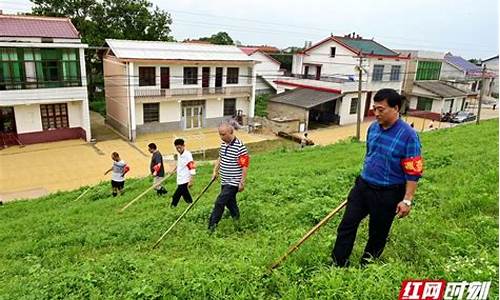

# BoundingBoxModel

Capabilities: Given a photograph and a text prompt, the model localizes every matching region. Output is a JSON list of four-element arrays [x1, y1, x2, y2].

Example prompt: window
[[226, 67, 239, 84], [40, 103, 69, 130], [372, 65, 384, 81], [139, 67, 156, 86], [416, 61, 441, 80], [1, 48, 82, 90], [416, 97, 433, 111], [224, 98, 236, 116], [330, 47, 336, 57], [143, 103, 160, 122], [350, 98, 358, 114], [0, 48, 22, 90], [183, 67, 198, 85], [390, 65, 401, 81], [61, 49, 80, 86]]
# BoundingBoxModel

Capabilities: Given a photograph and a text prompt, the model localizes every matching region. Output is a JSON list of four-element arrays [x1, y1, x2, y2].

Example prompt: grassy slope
[[0, 120, 498, 299]]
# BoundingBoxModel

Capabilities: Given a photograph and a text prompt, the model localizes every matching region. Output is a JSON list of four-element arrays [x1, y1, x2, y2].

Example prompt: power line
[[0, 0, 496, 55]]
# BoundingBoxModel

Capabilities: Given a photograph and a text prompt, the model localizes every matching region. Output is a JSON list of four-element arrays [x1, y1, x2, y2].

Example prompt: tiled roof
[[0, 15, 80, 39]]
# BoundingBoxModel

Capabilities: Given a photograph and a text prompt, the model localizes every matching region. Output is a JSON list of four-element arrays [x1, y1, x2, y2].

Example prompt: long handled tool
[[152, 177, 216, 249], [73, 186, 93, 202], [268, 200, 348, 271], [118, 173, 174, 213]]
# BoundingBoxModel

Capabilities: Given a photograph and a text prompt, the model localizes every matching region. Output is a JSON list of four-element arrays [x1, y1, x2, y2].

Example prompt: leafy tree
[[30, 0, 174, 100], [199, 32, 234, 45]]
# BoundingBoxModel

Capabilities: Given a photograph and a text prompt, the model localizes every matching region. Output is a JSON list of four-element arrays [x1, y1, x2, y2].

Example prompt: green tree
[[199, 32, 234, 45], [30, 0, 174, 101], [30, 0, 173, 46]]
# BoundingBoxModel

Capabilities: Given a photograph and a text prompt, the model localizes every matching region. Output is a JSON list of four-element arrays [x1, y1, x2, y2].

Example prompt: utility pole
[[356, 55, 363, 140], [476, 65, 486, 125]]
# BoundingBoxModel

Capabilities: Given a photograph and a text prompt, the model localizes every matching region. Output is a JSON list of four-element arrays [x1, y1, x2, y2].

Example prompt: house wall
[[300, 40, 360, 78], [103, 57, 130, 137], [483, 57, 499, 96], [338, 92, 368, 125], [267, 102, 308, 124], [366, 58, 406, 92]]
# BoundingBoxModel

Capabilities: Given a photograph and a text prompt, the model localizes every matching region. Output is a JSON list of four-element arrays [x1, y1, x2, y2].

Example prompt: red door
[[160, 67, 170, 89], [202, 67, 210, 88], [315, 65, 322, 80], [0, 107, 18, 146]]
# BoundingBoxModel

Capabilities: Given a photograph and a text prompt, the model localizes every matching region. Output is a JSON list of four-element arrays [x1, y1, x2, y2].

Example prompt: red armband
[[401, 156, 423, 176], [187, 161, 196, 170], [238, 154, 250, 168], [153, 163, 161, 173], [123, 165, 130, 174]]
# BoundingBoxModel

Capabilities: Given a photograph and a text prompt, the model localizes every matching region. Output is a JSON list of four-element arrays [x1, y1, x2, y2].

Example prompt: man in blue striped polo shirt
[[332, 88, 423, 267], [208, 123, 249, 233]]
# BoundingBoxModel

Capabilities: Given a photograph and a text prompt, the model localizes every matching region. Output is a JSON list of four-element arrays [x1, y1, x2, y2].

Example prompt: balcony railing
[[0, 78, 82, 91], [135, 86, 252, 98]]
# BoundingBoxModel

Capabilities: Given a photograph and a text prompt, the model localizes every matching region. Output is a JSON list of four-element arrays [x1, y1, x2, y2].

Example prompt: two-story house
[[267, 33, 408, 129], [103, 39, 257, 141], [0, 15, 91, 146], [482, 55, 499, 98], [399, 50, 472, 118], [239, 46, 284, 95]]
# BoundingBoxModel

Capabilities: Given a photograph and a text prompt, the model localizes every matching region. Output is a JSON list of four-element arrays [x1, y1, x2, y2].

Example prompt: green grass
[[0, 120, 498, 299]]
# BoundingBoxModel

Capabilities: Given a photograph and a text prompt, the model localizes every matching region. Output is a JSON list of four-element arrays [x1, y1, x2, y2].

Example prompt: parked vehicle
[[450, 111, 477, 123], [440, 112, 454, 122]]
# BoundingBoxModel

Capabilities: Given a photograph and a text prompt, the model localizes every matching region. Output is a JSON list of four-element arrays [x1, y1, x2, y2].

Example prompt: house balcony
[[134, 86, 252, 101]]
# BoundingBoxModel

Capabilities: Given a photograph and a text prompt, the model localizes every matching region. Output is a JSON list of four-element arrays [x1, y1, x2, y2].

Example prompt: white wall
[[13, 100, 86, 134], [206, 99, 223, 118], [440, 62, 465, 80], [0, 87, 88, 106], [302, 40, 360, 78], [483, 57, 499, 96], [338, 92, 367, 125], [236, 97, 249, 115], [250, 52, 281, 75], [161, 101, 181, 123], [68, 101, 83, 128], [135, 103, 144, 125], [13, 104, 42, 133], [409, 96, 442, 113], [135, 101, 183, 125], [366, 58, 406, 92]]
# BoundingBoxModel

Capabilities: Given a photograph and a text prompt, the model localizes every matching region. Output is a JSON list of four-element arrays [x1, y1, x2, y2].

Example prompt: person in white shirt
[[169, 138, 196, 207], [104, 152, 130, 197]]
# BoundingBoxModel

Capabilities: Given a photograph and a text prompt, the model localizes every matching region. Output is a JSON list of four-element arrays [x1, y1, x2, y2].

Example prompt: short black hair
[[148, 143, 157, 150], [373, 88, 405, 110], [174, 138, 184, 146]]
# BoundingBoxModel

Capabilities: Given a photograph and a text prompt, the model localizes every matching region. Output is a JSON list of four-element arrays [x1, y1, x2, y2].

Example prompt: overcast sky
[[1, 0, 498, 59]]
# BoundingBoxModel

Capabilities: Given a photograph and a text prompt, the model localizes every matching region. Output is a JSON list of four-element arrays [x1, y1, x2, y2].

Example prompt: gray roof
[[414, 81, 468, 98], [269, 88, 342, 109]]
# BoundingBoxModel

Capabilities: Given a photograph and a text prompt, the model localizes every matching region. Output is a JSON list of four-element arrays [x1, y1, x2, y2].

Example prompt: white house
[[239, 47, 284, 95], [0, 15, 91, 146], [482, 55, 499, 97], [269, 33, 408, 127], [441, 52, 496, 96], [103, 39, 258, 141], [398, 50, 478, 118]]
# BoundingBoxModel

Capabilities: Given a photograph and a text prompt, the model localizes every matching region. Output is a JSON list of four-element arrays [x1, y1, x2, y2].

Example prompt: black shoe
[[112, 192, 117, 197]]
